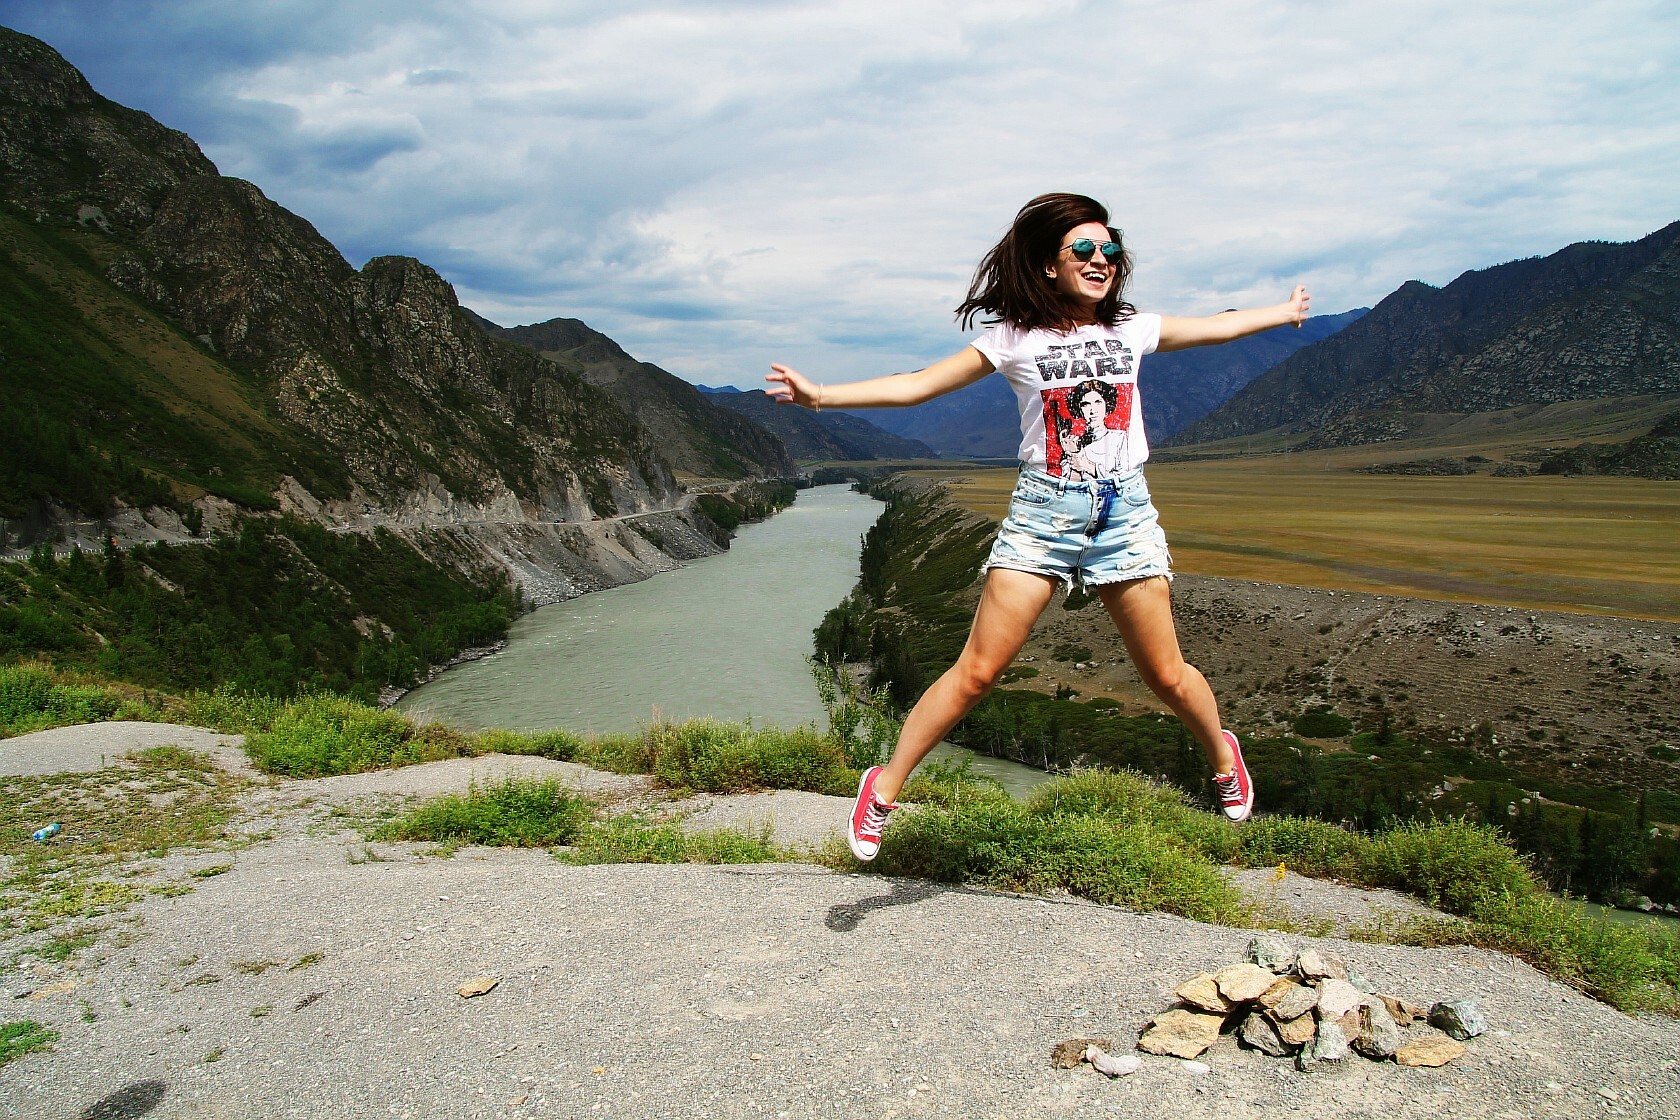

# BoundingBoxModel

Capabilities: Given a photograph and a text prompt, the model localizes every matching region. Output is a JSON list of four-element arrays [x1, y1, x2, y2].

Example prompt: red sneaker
[[847, 766, 898, 861], [1213, 729, 1253, 822]]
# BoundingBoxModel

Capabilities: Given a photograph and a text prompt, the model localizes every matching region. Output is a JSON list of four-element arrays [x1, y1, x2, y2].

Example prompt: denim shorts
[[982, 467, 1173, 588]]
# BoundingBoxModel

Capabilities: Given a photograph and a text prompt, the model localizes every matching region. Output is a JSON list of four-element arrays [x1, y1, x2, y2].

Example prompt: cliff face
[[0, 26, 751, 600], [491, 315, 798, 480], [1175, 223, 1680, 446]]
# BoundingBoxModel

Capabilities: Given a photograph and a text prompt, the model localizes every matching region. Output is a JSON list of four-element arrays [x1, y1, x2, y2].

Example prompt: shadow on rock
[[826, 878, 946, 932], [78, 1080, 168, 1120]]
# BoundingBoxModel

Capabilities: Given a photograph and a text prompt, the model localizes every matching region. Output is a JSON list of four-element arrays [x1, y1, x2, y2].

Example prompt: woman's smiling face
[[1046, 220, 1116, 313]]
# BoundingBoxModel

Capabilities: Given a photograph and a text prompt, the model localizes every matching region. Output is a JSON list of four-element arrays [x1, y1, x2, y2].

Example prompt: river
[[397, 485, 1050, 797]]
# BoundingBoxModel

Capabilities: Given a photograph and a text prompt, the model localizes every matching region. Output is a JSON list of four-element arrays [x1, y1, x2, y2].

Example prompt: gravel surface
[[0, 722, 252, 778], [4, 724, 1678, 1120]]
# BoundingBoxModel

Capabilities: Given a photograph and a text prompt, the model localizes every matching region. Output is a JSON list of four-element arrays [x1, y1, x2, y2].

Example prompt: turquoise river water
[[397, 484, 1051, 798]]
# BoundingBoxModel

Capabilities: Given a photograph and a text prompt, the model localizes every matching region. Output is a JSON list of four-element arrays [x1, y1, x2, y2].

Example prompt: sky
[[3, 1, 1677, 387]]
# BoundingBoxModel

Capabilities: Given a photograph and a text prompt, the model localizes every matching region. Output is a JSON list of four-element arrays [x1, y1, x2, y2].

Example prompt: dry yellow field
[[920, 462, 1680, 622]]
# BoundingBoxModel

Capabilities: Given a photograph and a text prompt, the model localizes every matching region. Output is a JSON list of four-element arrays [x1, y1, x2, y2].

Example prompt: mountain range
[[696, 388, 935, 461], [1175, 223, 1680, 447]]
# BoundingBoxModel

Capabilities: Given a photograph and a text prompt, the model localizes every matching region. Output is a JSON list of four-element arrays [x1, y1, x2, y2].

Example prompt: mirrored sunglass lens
[[1069, 238, 1096, 259], [1100, 242, 1122, 262]]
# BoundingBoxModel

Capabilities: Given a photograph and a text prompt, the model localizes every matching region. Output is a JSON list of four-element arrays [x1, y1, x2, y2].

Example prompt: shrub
[[1235, 815, 1365, 880], [1293, 706, 1353, 738], [0, 663, 121, 736], [372, 778, 593, 848], [1361, 820, 1541, 915], [243, 695, 452, 776], [641, 719, 849, 794]]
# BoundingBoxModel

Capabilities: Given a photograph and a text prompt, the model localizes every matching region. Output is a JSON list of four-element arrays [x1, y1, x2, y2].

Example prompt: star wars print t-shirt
[[971, 313, 1162, 480]]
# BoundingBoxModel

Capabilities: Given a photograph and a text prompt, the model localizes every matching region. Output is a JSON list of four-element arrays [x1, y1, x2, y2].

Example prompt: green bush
[[1362, 820, 1540, 915], [471, 727, 584, 761], [243, 695, 453, 776], [1293, 706, 1354, 738], [1235, 815, 1365, 880], [373, 778, 593, 848], [0, 663, 121, 737], [642, 719, 849, 794]]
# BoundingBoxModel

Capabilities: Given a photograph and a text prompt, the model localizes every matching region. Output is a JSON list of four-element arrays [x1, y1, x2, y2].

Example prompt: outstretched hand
[[1287, 284, 1312, 328], [766, 363, 820, 410]]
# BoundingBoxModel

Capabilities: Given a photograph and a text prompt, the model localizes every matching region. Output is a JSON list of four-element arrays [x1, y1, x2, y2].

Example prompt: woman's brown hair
[[956, 193, 1136, 332]]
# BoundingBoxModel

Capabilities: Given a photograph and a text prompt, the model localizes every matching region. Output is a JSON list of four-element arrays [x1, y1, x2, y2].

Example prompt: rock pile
[[1058, 937, 1486, 1077]]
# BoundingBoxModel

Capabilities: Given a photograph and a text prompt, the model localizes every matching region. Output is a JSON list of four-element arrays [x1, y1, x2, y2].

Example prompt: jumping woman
[[766, 193, 1311, 860]]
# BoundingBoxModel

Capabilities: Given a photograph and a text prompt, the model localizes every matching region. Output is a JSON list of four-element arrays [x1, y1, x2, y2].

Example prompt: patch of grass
[[244, 694, 448, 776], [190, 863, 234, 879], [372, 778, 594, 848], [38, 927, 99, 962], [641, 719, 852, 795], [559, 815, 786, 865], [233, 960, 282, 975], [858, 798, 1248, 925], [0, 1019, 58, 1067], [250, 1006, 272, 1018], [204, 1046, 224, 1063], [289, 952, 324, 970], [0, 747, 243, 962]]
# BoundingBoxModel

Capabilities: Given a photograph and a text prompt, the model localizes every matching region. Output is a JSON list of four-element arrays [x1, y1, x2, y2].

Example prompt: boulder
[[1276, 1011, 1318, 1047], [1138, 1009, 1224, 1059], [1214, 962, 1278, 1003], [1237, 1011, 1294, 1057], [1428, 999, 1487, 1040], [1316, 978, 1362, 1021], [1175, 972, 1236, 1014], [1247, 935, 1298, 974], [1295, 948, 1349, 981], [1295, 1019, 1351, 1072], [1268, 983, 1320, 1023], [1377, 994, 1427, 1026], [1350, 996, 1401, 1060], [1396, 1035, 1467, 1067]]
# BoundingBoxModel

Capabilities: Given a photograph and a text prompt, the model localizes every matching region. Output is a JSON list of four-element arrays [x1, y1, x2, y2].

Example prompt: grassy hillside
[[0, 211, 343, 517]]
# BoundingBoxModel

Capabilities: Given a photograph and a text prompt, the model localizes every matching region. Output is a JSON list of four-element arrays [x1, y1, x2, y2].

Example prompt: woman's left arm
[[1157, 285, 1312, 352]]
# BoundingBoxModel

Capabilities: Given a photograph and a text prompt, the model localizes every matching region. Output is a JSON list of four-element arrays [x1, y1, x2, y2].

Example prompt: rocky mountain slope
[[852, 313, 1365, 458], [0, 26, 799, 619], [0, 26, 681, 526], [485, 315, 796, 480], [698, 387, 936, 462], [1176, 223, 1680, 446]]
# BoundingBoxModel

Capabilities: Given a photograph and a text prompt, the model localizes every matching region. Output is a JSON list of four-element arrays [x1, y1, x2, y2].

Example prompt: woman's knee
[[1138, 658, 1190, 698], [950, 658, 1006, 701]]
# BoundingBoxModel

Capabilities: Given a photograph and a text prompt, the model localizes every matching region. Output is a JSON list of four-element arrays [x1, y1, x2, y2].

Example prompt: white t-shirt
[[971, 314, 1162, 479]]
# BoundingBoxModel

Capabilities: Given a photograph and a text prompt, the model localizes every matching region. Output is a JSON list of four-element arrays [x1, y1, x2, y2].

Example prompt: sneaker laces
[[1213, 772, 1241, 799], [861, 799, 894, 832]]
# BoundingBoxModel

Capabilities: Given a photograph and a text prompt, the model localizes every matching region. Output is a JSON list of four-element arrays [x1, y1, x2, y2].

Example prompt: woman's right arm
[[765, 345, 994, 410]]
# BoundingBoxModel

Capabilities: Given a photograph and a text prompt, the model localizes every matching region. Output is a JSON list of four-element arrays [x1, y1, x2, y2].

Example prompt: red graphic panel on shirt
[[1042, 381, 1133, 479]]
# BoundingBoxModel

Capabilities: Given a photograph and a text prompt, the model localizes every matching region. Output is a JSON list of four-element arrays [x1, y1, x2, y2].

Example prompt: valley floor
[[3, 725, 1678, 1120]]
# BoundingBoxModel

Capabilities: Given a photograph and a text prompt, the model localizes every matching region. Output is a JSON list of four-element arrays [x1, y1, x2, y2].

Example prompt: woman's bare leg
[[871, 567, 1059, 804], [1097, 576, 1235, 775]]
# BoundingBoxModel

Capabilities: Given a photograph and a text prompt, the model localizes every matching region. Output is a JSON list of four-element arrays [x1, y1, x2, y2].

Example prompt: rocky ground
[[1007, 575, 1680, 796], [3, 725, 1679, 1119]]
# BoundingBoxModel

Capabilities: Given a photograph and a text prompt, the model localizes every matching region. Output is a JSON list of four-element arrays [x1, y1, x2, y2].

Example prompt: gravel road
[[3, 725, 1678, 1120]]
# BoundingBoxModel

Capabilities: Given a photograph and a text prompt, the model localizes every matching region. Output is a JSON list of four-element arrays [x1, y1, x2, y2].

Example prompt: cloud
[[3, 0, 1676, 386]]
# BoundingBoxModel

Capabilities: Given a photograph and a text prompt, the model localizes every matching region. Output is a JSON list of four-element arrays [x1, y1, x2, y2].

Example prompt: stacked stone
[[1127, 936, 1484, 1074]]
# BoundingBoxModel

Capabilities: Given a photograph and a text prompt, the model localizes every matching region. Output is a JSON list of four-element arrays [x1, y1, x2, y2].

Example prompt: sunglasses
[[1060, 237, 1124, 264]]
